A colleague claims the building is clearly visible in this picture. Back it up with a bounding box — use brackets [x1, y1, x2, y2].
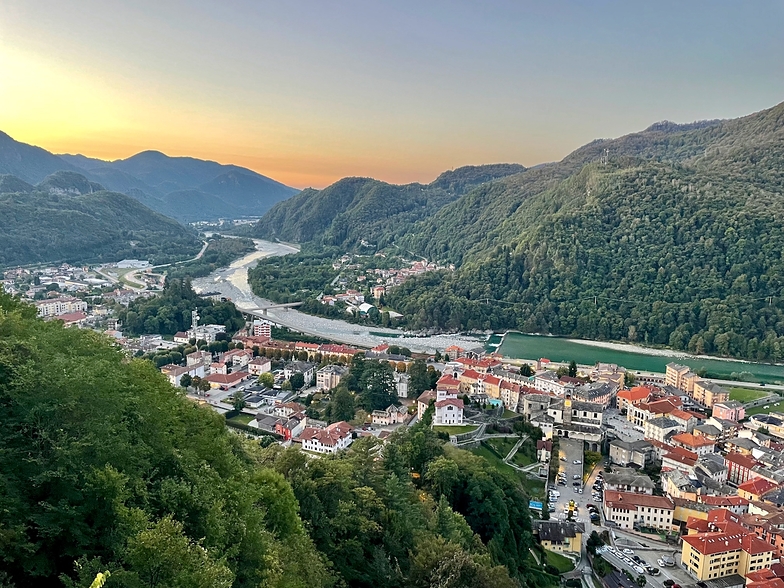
[371, 404, 409, 426]
[299, 421, 354, 454]
[738, 478, 778, 502]
[609, 438, 655, 467]
[693, 381, 730, 409]
[248, 357, 272, 376]
[671, 432, 716, 456]
[603, 469, 655, 494]
[160, 361, 205, 387]
[532, 520, 584, 554]
[644, 416, 683, 442]
[537, 439, 553, 462]
[681, 526, 775, 580]
[316, 365, 348, 391]
[35, 296, 88, 317]
[204, 371, 246, 389]
[547, 396, 604, 450]
[434, 386, 464, 426]
[725, 453, 762, 486]
[603, 491, 675, 531]
[713, 401, 746, 422]
[251, 319, 272, 339]
[394, 372, 409, 398]
[283, 361, 316, 384]
[572, 381, 617, 408]
[616, 386, 652, 412]
[417, 389, 436, 419]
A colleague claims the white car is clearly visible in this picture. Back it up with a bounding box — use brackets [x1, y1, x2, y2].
[573, 460, 582, 465]
[633, 566, 645, 575]
[656, 559, 665, 567]
[623, 548, 634, 555]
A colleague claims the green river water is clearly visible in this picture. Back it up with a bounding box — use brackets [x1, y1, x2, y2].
[493, 332, 784, 384]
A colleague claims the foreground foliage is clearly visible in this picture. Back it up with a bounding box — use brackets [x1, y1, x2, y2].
[0, 294, 550, 588]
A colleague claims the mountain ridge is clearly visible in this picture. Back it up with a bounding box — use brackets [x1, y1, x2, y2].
[0, 132, 298, 222]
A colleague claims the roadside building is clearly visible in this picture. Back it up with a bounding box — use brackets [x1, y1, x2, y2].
[532, 520, 584, 554]
[603, 491, 675, 531]
[609, 438, 655, 468]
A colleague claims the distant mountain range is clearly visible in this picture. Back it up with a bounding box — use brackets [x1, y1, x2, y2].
[0, 170, 201, 267]
[0, 131, 297, 222]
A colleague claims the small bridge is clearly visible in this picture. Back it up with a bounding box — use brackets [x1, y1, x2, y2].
[242, 303, 304, 317]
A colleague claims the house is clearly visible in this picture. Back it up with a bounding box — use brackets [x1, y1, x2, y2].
[671, 432, 716, 456]
[316, 365, 348, 391]
[603, 469, 655, 495]
[616, 386, 652, 412]
[204, 371, 247, 389]
[725, 453, 762, 486]
[532, 520, 584, 554]
[532, 371, 564, 395]
[248, 357, 272, 376]
[273, 402, 306, 418]
[299, 421, 354, 454]
[477, 374, 501, 399]
[371, 404, 409, 426]
[644, 416, 683, 442]
[537, 439, 553, 462]
[572, 381, 617, 408]
[394, 372, 409, 397]
[713, 401, 746, 422]
[210, 362, 228, 375]
[251, 319, 272, 339]
[173, 331, 190, 344]
[224, 348, 254, 367]
[609, 438, 655, 467]
[693, 381, 730, 409]
[186, 350, 212, 366]
[275, 416, 305, 441]
[499, 380, 523, 412]
[698, 495, 749, 515]
[435, 397, 464, 425]
[160, 361, 206, 387]
[603, 491, 675, 531]
[283, 361, 316, 384]
[663, 446, 700, 474]
[738, 478, 778, 502]
[417, 389, 437, 419]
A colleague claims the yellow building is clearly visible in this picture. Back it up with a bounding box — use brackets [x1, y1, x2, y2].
[692, 381, 729, 409]
[532, 520, 584, 554]
[681, 530, 774, 581]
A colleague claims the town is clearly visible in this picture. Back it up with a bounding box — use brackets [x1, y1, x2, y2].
[10, 260, 784, 588]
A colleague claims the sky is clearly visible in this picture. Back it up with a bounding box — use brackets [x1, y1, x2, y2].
[1, 1, 783, 189]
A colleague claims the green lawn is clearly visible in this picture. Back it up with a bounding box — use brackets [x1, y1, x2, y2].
[470, 445, 546, 499]
[521, 475, 546, 499]
[227, 413, 255, 425]
[544, 550, 575, 573]
[512, 447, 536, 467]
[502, 409, 518, 419]
[729, 387, 770, 403]
[433, 424, 478, 435]
[486, 437, 519, 458]
[745, 402, 783, 417]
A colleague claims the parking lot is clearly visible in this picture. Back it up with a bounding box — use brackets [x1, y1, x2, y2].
[609, 529, 694, 588]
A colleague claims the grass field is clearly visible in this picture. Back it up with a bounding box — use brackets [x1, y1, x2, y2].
[502, 409, 518, 419]
[544, 550, 575, 573]
[433, 424, 478, 435]
[745, 402, 783, 417]
[227, 413, 255, 425]
[486, 437, 519, 458]
[729, 388, 771, 403]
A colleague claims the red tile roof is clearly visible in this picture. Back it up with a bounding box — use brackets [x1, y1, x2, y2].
[699, 495, 749, 507]
[460, 369, 480, 380]
[725, 452, 760, 471]
[618, 387, 651, 403]
[738, 477, 777, 496]
[603, 490, 674, 511]
[671, 432, 715, 448]
[435, 398, 464, 409]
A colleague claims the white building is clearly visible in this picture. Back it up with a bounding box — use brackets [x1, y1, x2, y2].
[316, 365, 348, 391]
[394, 372, 409, 398]
[603, 491, 674, 531]
[252, 320, 272, 339]
[35, 296, 87, 317]
[248, 357, 272, 376]
[434, 385, 464, 425]
[371, 404, 409, 426]
[160, 361, 206, 387]
[299, 421, 354, 454]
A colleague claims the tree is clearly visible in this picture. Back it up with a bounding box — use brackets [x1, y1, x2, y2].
[198, 378, 211, 392]
[358, 360, 397, 411]
[520, 363, 532, 377]
[289, 372, 305, 390]
[179, 373, 192, 389]
[625, 371, 636, 387]
[568, 360, 577, 378]
[637, 575, 647, 588]
[281, 380, 293, 391]
[408, 359, 431, 397]
[231, 390, 246, 411]
[328, 387, 355, 423]
[258, 372, 275, 388]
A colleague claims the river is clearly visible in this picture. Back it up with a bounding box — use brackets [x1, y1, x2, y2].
[191, 238, 485, 353]
[495, 332, 784, 384]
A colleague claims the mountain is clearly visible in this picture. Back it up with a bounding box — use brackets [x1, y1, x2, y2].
[0, 132, 298, 223]
[251, 164, 526, 248]
[252, 101, 784, 362]
[0, 171, 201, 267]
[63, 149, 298, 221]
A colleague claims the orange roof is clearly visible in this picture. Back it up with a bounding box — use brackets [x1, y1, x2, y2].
[664, 445, 698, 462]
[618, 387, 651, 403]
[670, 409, 697, 421]
[481, 375, 501, 386]
[699, 495, 749, 507]
[725, 452, 760, 470]
[682, 532, 745, 555]
[435, 398, 464, 409]
[671, 432, 715, 448]
[603, 490, 674, 511]
[460, 369, 480, 380]
[743, 532, 778, 555]
[436, 375, 461, 388]
[738, 477, 777, 496]
[500, 380, 521, 392]
[685, 517, 711, 533]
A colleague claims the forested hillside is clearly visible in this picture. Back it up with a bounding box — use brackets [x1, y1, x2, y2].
[0, 293, 549, 587]
[252, 100, 784, 361]
[252, 164, 526, 248]
[0, 172, 201, 267]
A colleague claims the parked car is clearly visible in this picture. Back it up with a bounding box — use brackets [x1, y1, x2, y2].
[647, 568, 660, 576]
[577, 488, 583, 493]
[573, 474, 581, 480]
[633, 566, 645, 575]
[574, 460, 582, 465]
[623, 548, 634, 555]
